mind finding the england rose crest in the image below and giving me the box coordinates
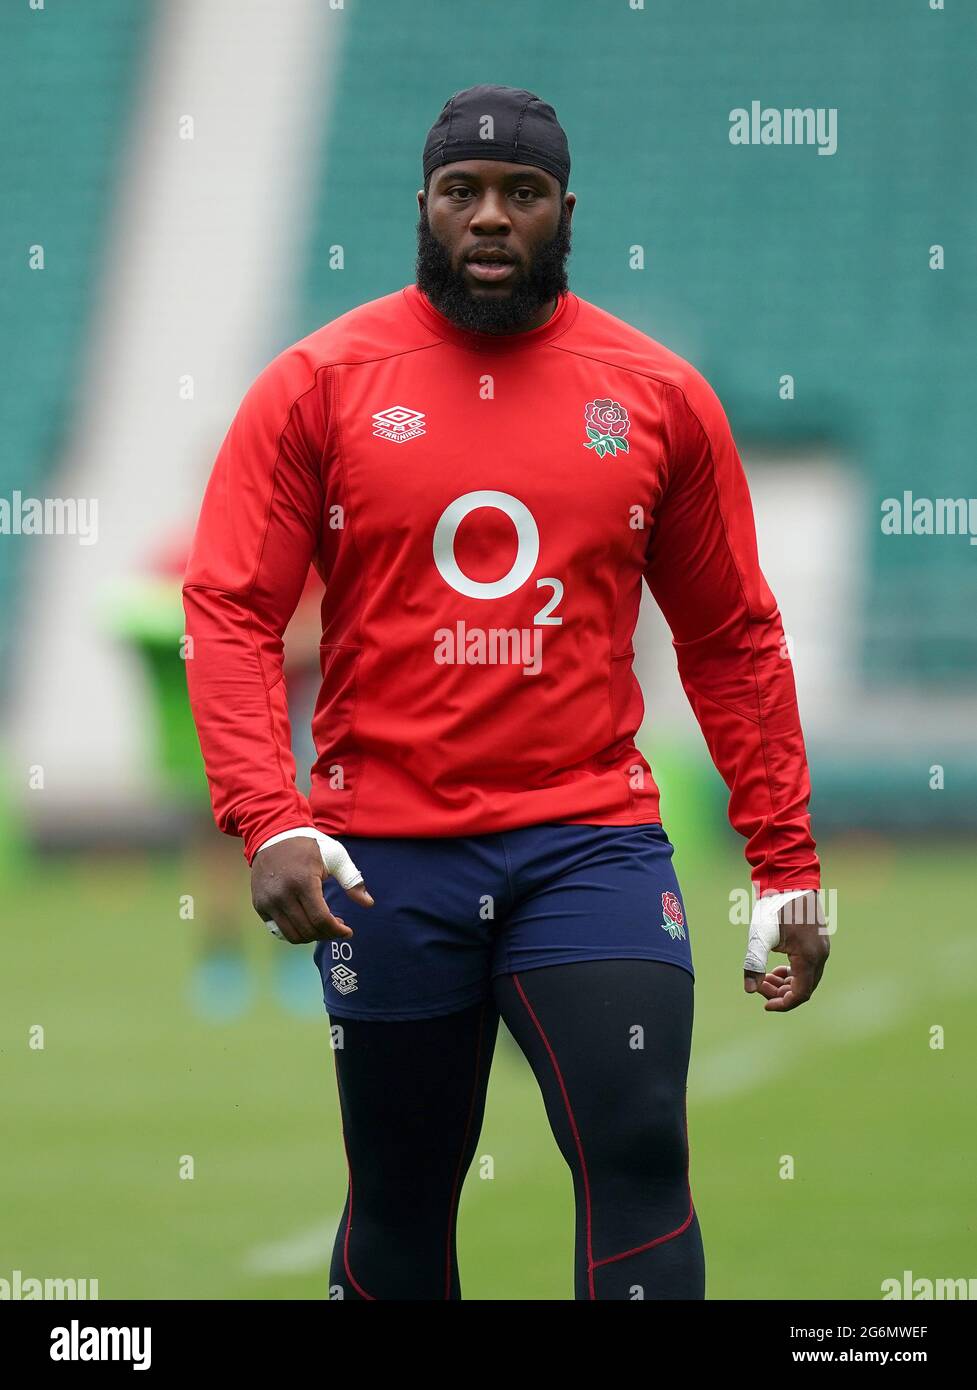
[660,891,686,941]
[583,398,630,457]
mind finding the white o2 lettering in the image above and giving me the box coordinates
[433,490,539,599]
[534,577,564,625]
[433,490,564,622]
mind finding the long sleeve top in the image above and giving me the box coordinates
[182,282,819,894]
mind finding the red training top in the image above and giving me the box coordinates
[182,283,819,893]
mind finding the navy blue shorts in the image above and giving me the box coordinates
[314,822,693,1021]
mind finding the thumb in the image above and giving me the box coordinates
[743,898,783,977]
[314,831,374,905]
[344,883,375,908]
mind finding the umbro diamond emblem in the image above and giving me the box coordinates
[372,405,426,443]
[330,963,358,995]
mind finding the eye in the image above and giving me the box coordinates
[512,188,539,202]
[446,186,475,200]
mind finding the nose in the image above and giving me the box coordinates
[469,190,511,234]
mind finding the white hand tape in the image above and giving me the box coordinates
[260,831,363,941]
[743,890,813,975]
[313,830,364,892]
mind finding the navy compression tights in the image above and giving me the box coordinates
[327,959,704,1300]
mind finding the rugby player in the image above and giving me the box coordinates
[182,84,827,1300]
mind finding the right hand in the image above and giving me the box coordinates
[251,836,374,945]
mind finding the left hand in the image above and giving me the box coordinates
[743,890,829,1012]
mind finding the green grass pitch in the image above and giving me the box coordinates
[2,839,973,1299]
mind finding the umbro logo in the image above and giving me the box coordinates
[330,963,358,996]
[372,405,426,444]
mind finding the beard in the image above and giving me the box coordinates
[415,202,572,334]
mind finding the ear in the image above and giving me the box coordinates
[564,192,576,223]
[417,188,426,214]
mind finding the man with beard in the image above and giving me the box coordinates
[182,84,826,1301]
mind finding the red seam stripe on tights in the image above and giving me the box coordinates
[332,1045,375,1301]
[512,973,597,1300]
[444,1003,488,1299]
[593,1083,696,1269]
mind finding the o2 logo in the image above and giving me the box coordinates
[432,490,563,625]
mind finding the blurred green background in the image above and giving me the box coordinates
[1,0,974,1299]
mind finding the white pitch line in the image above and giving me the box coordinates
[692,977,907,1101]
[244,1217,340,1276]
[692,936,977,1103]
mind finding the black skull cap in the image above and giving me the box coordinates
[423,84,570,194]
